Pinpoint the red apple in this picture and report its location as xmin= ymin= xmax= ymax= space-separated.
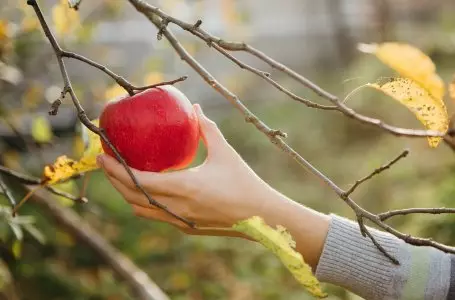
xmin=99 ymin=85 xmax=199 ymax=172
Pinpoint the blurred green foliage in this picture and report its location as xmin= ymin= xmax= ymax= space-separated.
xmin=1 ymin=1 xmax=455 ymax=299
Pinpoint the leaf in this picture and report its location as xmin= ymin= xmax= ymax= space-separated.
xmin=359 ymin=42 xmax=444 ymax=100
xmin=233 ymin=216 xmax=326 ymax=298
xmin=31 ymin=115 xmax=53 ymax=143
xmin=0 ymin=20 xmax=9 ymax=44
xmin=42 ymin=119 xmax=102 ymax=184
xmin=52 ymin=0 xmax=80 ymax=37
xmin=369 ymin=78 xmax=448 ymax=147
xmin=12 ymin=240 xmax=21 ymax=259
xmin=23 ymin=224 xmax=46 ymax=244
xmin=8 ymin=223 xmax=23 ymax=241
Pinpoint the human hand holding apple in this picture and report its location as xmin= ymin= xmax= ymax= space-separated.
xmin=97 ymin=86 xmax=329 ymax=268
xmin=97 ymin=85 xmax=278 ymax=232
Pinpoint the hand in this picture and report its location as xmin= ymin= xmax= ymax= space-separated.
xmin=97 ymin=104 xmax=281 ymax=237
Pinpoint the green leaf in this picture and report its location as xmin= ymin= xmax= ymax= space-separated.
xmin=8 ymin=223 xmax=23 ymax=241
xmin=12 ymin=240 xmax=21 ymax=258
xmin=233 ymin=216 xmax=326 ymax=298
xmin=23 ymin=224 xmax=46 ymax=244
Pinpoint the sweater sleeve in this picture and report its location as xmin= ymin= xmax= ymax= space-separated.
xmin=315 ymin=214 xmax=453 ymax=300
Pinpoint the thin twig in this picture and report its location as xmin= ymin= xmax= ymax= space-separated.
xmin=27 ymin=0 xmax=193 ymax=228
xmin=343 ymin=149 xmax=409 ymax=197
xmin=128 ymin=0 xmax=444 ymax=138
xmin=361 ymin=221 xmax=399 ymax=265
xmin=0 ymin=164 xmax=87 ymax=205
xmin=133 ymin=75 xmax=188 ymax=91
xmin=379 ymin=208 xmax=455 ymax=221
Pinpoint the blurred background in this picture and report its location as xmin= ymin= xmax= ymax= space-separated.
xmin=1 ymin=0 xmax=455 ymax=299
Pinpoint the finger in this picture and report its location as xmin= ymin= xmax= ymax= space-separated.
xmin=98 ymin=154 xmax=191 ymax=195
xmin=193 ymin=104 xmax=229 ymax=158
xmin=97 ymin=154 xmax=142 ymax=189
xmin=105 ymin=174 xmax=136 ymax=198
xmin=132 ymin=205 xmax=249 ymax=238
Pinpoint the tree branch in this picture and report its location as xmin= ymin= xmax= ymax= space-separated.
xmin=127 ymin=0 xmax=455 ymax=264
xmin=379 ymin=208 xmax=455 ymax=221
xmin=27 ymin=0 xmax=193 ymax=228
xmin=60 ymin=51 xmax=187 ymax=97
xmin=0 ymin=165 xmax=87 ymax=204
xmin=31 ymin=186 xmax=169 ymax=300
xmin=343 ymin=149 xmax=409 ymax=197
xmin=128 ymin=0 xmax=444 ymax=138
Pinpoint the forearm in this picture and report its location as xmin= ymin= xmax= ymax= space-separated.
xmin=256 ymin=189 xmax=330 ymax=269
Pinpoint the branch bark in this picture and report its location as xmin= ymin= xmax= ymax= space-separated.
xmin=126 ymin=0 xmax=455 ymax=264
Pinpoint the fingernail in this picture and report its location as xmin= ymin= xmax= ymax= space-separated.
xmin=96 ymin=155 xmax=104 ymax=167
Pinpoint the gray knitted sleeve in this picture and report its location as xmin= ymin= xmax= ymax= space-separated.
xmin=315 ymin=214 xmax=453 ymax=300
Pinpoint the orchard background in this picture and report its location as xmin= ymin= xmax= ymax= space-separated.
xmin=2 ymin=0 xmax=455 ymax=299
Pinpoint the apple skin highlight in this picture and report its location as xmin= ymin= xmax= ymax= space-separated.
xmin=100 ymin=85 xmax=200 ymax=172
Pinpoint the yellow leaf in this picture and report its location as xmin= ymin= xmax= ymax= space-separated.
xmin=12 ymin=240 xmax=21 ymax=259
xmin=81 ymin=119 xmax=103 ymax=158
xmin=359 ymin=43 xmax=444 ymax=101
xmin=369 ymin=78 xmax=448 ymax=147
xmin=0 ymin=20 xmax=9 ymax=43
xmin=31 ymin=116 xmax=53 ymax=143
xmin=52 ymin=0 xmax=80 ymax=37
xmin=233 ymin=216 xmax=326 ymax=298
xmin=42 ymin=120 xmax=102 ymax=184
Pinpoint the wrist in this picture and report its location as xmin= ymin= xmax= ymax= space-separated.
xmin=255 ymin=189 xmax=331 ymax=269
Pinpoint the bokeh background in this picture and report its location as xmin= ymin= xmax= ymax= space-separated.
xmin=2 ymin=0 xmax=455 ymax=299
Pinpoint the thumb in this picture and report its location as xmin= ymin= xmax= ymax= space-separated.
xmin=193 ymin=104 xmax=229 ymax=157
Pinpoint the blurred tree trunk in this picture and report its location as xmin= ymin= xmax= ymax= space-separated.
xmin=30 ymin=187 xmax=170 ymax=300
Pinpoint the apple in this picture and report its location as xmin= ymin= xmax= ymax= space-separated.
xmin=99 ymin=85 xmax=200 ymax=172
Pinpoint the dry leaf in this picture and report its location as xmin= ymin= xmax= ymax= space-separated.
xmin=233 ymin=216 xmax=326 ymax=298
xmin=359 ymin=42 xmax=444 ymax=101
xmin=0 ymin=20 xmax=9 ymax=43
xmin=42 ymin=120 xmax=102 ymax=184
xmin=369 ymin=78 xmax=448 ymax=147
